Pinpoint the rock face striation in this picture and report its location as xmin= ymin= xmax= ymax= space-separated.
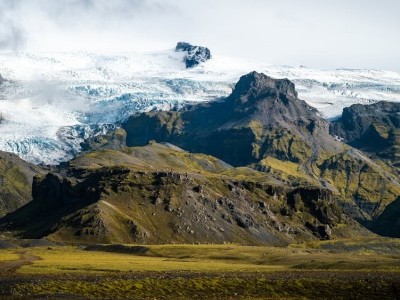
xmin=175 ymin=42 xmax=211 ymax=68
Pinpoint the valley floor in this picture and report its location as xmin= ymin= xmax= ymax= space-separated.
xmin=0 ymin=239 xmax=400 ymax=299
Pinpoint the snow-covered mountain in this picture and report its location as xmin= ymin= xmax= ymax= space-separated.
xmin=0 ymin=50 xmax=399 ymax=164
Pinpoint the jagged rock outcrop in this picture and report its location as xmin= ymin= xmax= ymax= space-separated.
xmin=122 ymin=72 xmax=400 ymax=229
xmin=330 ymin=101 xmax=400 ymax=168
xmin=0 ymin=73 xmax=4 ymax=84
xmin=0 ymin=151 xmax=45 ymax=217
xmin=175 ymin=42 xmax=211 ymax=68
xmin=0 ymin=143 xmax=359 ymax=244
xmin=80 ymin=128 xmax=127 ymax=151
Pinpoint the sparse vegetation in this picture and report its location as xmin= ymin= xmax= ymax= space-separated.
xmin=0 ymin=152 xmax=44 ymax=217
xmin=0 ymin=241 xmax=399 ymax=299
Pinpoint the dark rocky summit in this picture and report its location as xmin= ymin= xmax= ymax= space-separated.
xmin=175 ymin=42 xmax=211 ymax=68
xmin=124 ymin=71 xmax=336 ymax=166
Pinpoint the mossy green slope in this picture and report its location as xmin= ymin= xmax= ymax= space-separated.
xmin=0 ymin=143 xmax=365 ymax=244
xmin=0 ymin=151 xmax=44 ymax=217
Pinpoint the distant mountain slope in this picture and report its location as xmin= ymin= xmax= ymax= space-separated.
xmin=330 ymin=101 xmax=400 ymax=169
xmin=0 ymin=151 xmax=44 ymax=217
xmin=122 ymin=72 xmax=400 ymax=225
xmin=0 ymin=143 xmax=366 ymax=244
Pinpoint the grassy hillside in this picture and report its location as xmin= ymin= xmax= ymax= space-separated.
xmin=0 ymin=143 xmax=366 ymax=245
xmin=0 ymin=151 xmax=44 ymax=217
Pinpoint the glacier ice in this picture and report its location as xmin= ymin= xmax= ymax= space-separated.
xmin=0 ymin=50 xmax=399 ymax=164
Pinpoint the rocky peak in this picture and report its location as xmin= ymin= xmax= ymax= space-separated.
xmin=331 ymin=101 xmax=400 ymax=144
xmin=227 ymin=72 xmax=324 ymax=135
xmin=175 ymin=42 xmax=211 ymax=68
xmin=231 ymin=71 xmax=298 ymax=101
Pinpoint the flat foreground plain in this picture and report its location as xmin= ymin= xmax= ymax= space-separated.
xmin=0 ymin=238 xmax=400 ymax=299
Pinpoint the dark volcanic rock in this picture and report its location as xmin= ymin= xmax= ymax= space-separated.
xmin=175 ymin=42 xmax=211 ymax=68
xmin=367 ymin=196 xmax=400 ymax=238
xmin=287 ymin=187 xmax=342 ymax=226
xmin=330 ymin=101 xmax=400 ymax=167
xmin=330 ymin=101 xmax=400 ymax=146
xmin=123 ymin=71 xmax=338 ymax=166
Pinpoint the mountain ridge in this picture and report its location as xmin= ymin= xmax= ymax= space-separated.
xmin=1 ymin=143 xmax=365 ymax=244
xmin=0 ymin=71 xmax=399 ymax=243
xmin=122 ymin=72 xmax=400 ymax=229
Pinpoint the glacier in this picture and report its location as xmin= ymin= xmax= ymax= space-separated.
xmin=0 ymin=50 xmax=399 ymax=164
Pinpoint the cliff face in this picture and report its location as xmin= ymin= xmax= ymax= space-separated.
xmin=1 ymin=143 xmax=359 ymax=245
xmin=366 ymin=196 xmax=400 ymax=238
xmin=330 ymin=101 xmax=400 ymax=169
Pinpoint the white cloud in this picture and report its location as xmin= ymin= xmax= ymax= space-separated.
xmin=0 ymin=0 xmax=399 ymax=71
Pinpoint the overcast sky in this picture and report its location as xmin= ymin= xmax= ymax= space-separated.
xmin=0 ymin=0 xmax=399 ymax=71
